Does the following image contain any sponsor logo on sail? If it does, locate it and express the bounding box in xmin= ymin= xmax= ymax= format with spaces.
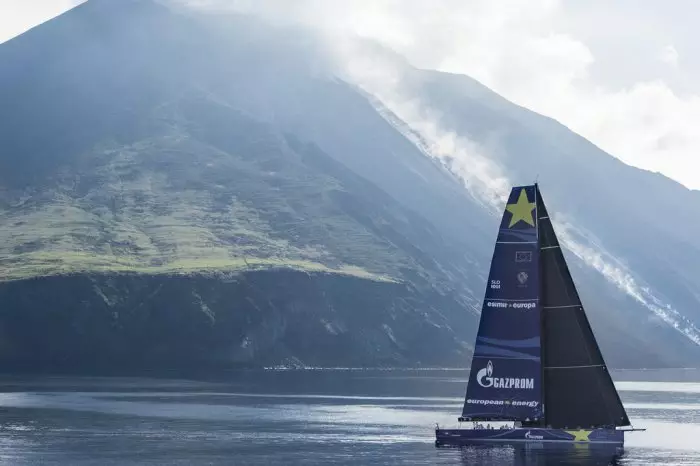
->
xmin=525 ymin=431 xmax=544 ymax=440
xmin=466 ymin=399 xmax=539 ymax=407
xmin=511 ymin=302 xmax=536 ymax=309
xmin=513 ymin=400 xmax=539 ymax=407
xmin=487 ymin=301 xmax=509 ymax=308
xmin=476 ymin=360 xmax=535 ymax=390
xmin=517 ymin=271 xmax=528 ymax=286
xmin=466 ymin=399 xmax=504 ymax=406
xmin=486 ymin=300 xmax=537 ymax=310
xmin=515 ymin=251 xmax=533 ymax=262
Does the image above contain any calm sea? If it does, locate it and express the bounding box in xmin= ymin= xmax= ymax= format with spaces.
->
xmin=0 ymin=369 xmax=695 ymax=465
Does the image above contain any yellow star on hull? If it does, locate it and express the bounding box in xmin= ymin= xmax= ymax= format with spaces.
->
xmin=565 ymin=429 xmax=592 ymax=442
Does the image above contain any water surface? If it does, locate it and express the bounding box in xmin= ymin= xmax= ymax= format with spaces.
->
xmin=0 ymin=369 xmax=695 ymax=465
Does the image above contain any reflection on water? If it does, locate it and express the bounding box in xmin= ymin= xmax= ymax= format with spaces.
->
xmin=450 ymin=443 xmax=623 ymax=466
xmin=0 ymin=370 xmax=694 ymax=464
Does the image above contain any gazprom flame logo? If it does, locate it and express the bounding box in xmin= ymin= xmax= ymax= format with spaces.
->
xmin=477 ymin=361 xmax=494 ymax=387
xmin=475 ymin=360 xmax=535 ymax=390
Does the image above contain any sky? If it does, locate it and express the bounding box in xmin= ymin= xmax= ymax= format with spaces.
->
xmin=2 ymin=0 xmax=700 ymax=190
xmin=0 ymin=0 xmax=84 ymax=42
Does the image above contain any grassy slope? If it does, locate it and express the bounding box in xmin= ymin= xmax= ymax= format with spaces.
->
xmin=0 ymin=98 xmax=434 ymax=285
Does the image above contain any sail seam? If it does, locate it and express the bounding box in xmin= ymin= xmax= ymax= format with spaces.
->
xmin=486 ymin=299 xmax=539 ymax=302
xmin=497 ymin=241 xmax=537 ymax=244
xmin=472 ymin=356 xmax=541 ymax=360
xmin=540 ymin=245 xmax=560 ymax=250
xmin=545 ymin=364 xmax=604 ymax=369
xmin=542 ymin=305 xmax=580 ymax=309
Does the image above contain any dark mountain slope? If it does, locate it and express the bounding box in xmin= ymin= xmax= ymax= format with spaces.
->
xmin=0 ymin=272 xmax=474 ymax=372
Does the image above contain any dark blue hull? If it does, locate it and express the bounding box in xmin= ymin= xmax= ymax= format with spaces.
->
xmin=435 ymin=427 xmax=623 ymax=447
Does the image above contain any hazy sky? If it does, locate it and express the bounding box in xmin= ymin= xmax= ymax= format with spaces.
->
xmin=3 ymin=0 xmax=700 ymax=189
xmin=0 ymin=0 xmax=84 ymax=42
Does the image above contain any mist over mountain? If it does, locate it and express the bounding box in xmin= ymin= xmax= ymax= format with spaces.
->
xmin=0 ymin=0 xmax=698 ymax=372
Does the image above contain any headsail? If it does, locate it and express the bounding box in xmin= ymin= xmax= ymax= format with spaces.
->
xmin=536 ymin=185 xmax=630 ymax=428
xmin=460 ymin=185 xmax=544 ymax=422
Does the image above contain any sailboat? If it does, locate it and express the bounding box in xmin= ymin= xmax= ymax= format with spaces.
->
xmin=435 ymin=184 xmax=644 ymax=447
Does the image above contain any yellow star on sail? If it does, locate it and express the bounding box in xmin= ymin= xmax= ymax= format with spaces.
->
xmin=565 ymin=430 xmax=592 ymax=442
xmin=505 ymin=188 xmax=536 ymax=228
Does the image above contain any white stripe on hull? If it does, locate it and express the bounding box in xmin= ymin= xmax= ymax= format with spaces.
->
xmin=441 ymin=438 xmax=623 ymax=444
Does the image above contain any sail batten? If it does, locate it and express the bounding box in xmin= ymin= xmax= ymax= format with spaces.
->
xmin=545 ymin=364 xmax=604 ymax=369
xmin=497 ymin=241 xmax=538 ymax=244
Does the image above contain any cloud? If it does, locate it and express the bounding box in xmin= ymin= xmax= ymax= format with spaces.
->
xmin=660 ymin=45 xmax=679 ymax=67
xmin=328 ymin=36 xmax=511 ymax=212
xmin=187 ymin=0 xmax=700 ymax=190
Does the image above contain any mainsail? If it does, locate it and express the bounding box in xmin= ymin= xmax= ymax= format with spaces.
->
xmin=460 ymin=184 xmax=629 ymax=428
xmin=536 ymin=184 xmax=630 ymax=428
xmin=461 ymin=185 xmax=543 ymax=422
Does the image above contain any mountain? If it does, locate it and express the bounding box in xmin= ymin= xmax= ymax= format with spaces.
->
xmin=394 ymin=69 xmax=700 ymax=350
xmin=0 ymin=0 xmax=698 ymax=372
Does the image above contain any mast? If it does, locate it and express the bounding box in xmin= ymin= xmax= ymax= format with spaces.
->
xmin=535 ymin=183 xmax=546 ymax=427
xmin=536 ymin=184 xmax=630 ymax=428
xmin=460 ymin=185 xmax=544 ymax=423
